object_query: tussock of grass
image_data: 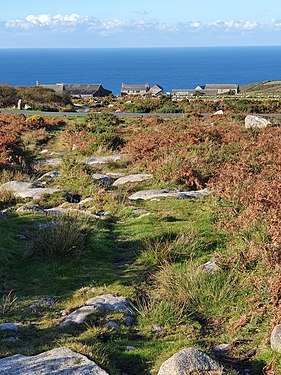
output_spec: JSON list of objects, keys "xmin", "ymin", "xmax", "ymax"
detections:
[{"xmin": 27, "ymin": 215, "xmax": 90, "ymax": 259}]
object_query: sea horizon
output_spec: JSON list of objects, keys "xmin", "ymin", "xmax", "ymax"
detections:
[{"xmin": 1, "ymin": 46, "xmax": 281, "ymax": 94}]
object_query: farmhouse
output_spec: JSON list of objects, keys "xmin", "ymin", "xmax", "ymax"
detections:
[
  {"xmin": 38, "ymin": 82, "xmax": 112, "ymax": 97},
  {"xmin": 121, "ymin": 83, "xmax": 150, "ymax": 96},
  {"xmin": 171, "ymin": 89, "xmax": 197, "ymax": 98},
  {"xmin": 148, "ymin": 84, "xmax": 165, "ymax": 97},
  {"xmin": 196, "ymin": 84, "xmax": 240, "ymax": 95}
]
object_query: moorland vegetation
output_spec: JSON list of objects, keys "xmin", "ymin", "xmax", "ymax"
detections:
[{"xmin": 0, "ymin": 102, "xmax": 280, "ymax": 374}]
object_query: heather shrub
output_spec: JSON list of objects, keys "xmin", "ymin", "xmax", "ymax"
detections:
[{"xmin": 0, "ymin": 85, "xmax": 18, "ymax": 108}]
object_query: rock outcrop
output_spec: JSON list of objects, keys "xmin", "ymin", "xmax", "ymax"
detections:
[
  {"xmin": 271, "ymin": 324, "xmax": 281, "ymax": 352},
  {"xmin": 129, "ymin": 189, "xmax": 210, "ymax": 201},
  {"xmin": 61, "ymin": 294, "xmax": 134, "ymax": 327},
  {"xmin": 0, "ymin": 181, "xmax": 60, "ymax": 199},
  {"xmin": 113, "ymin": 174, "xmax": 152, "ymax": 187},
  {"xmin": 0, "ymin": 347, "xmax": 109, "ymax": 375},
  {"xmin": 157, "ymin": 347, "xmax": 221, "ymax": 375},
  {"xmin": 245, "ymin": 115, "xmax": 271, "ymax": 129}
]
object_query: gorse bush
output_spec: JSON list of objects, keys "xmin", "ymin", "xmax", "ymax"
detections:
[
  {"xmin": 27, "ymin": 215, "xmax": 89, "ymax": 259},
  {"xmin": 0, "ymin": 85, "xmax": 18, "ymax": 108}
]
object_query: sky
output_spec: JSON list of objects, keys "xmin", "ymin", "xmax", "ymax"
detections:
[{"xmin": 1, "ymin": 0, "xmax": 281, "ymax": 47}]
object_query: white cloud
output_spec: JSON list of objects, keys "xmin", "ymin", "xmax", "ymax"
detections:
[
  {"xmin": 3, "ymin": 13, "xmax": 280, "ymax": 35},
  {"xmin": 5, "ymin": 13, "xmax": 99, "ymax": 30}
]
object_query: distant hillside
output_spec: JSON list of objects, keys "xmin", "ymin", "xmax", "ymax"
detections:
[{"xmin": 241, "ymin": 80, "xmax": 281, "ymax": 94}]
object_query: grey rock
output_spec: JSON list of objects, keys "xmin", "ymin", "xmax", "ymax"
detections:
[
  {"xmin": 105, "ymin": 320, "xmax": 119, "ymax": 330},
  {"xmin": 129, "ymin": 189, "xmax": 210, "ymax": 201},
  {"xmin": 0, "ymin": 181, "xmax": 60, "ymax": 200},
  {"xmin": 50, "ymin": 151, "xmax": 67, "ymax": 156},
  {"xmin": 0, "ymin": 347, "xmax": 109, "ymax": 375},
  {"xmin": 38, "ymin": 171, "xmax": 61, "ymax": 180},
  {"xmin": 151, "ymin": 325, "xmax": 163, "ymax": 334},
  {"xmin": 132, "ymin": 209, "xmax": 150, "ymax": 215},
  {"xmin": 213, "ymin": 344, "xmax": 230, "ymax": 356},
  {"xmin": 213, "ymin": 110, "xmax": 224, "ymax": 115},
  {"xmin": 78, "ymin": 197, "xmax": 93, "ymax": 205},
  {"xmin": 16, "ymin": 234, "xmax": 27, "ymax": 241},
  {"xmin": 92, "ymin": 174, "xmax": 113, "ymax": 185},
  {"xmin": 271, "ymin": 324, "xmax": 281, "ymax": 352},
  {"xmin": 1, "ymin": 337, "xmax": 19, "ymax": 343},
  {"xmin": 16, "ymin": 205, "xmax": 45, "ymax": 214},
  {"xmin": 198, "ymin": 259, "xmax": 220, "ymax": 273},
  {"xmin": 113, "ymin": 174, "xmax": 153, "ymax": 187},
  {"xmin": 60, "ymin": 305, "xmax": 101, "ymax": 327},
  {"xmin": 61, "ymin": 294, "xmax": 134, "ymax": 327},
  {"xmin": 106, "ymin": 172, "xmax": 126, "ymax": 178},
  {"xmin": 124, "ymin": 346, "xmax": 136, "ymax": 351},
  {"xmin": 125, "ymin": 315, "xmax": 134, "ymax": 326},
  {"xmin": 157, "ymin": 347, "xmax": 221, "ymax": 375},
  {"xmin": 36, "ymin": 158, "xmax": 62, "ymax": 166},
  {"xmin": 0, "ymin": 323, "xmax": 19, "ymax": 331},
  {"xmin": 245, "ymin": 115, "xmax": 271, "ymax": 129},
  {"xmin": 29, "ymin": 298, "xmax": 55, "ymax": 310},
  {"xmin": 45, "ymin": 207, "xmax": 98, "ymax": 218},
  {"xmin": 83, "ymin": 154, "xmax": 126, "ymax": 165}
]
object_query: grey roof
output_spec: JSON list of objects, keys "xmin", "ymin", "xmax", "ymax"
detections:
[
  {"xmin": 172, "ymin": 89, "xmax": 196, "ymax": 94},
  {"xmin": 149, "ymin": 84, "xmax": 164, "ymax": 95},
  {"xmin": 64, "ymin": 84, "xmax": 101, "ymax": 95},
  {"xmin": 40, "ymin": 84, "xmax": 64, "ymax": 92},
  {"xmin": 205, "ymin": 84, "xmax": 239, "ymax": 90},
  {"xmin": 121, "ymin": 84, "xmax": 150, "ymax": 92}
]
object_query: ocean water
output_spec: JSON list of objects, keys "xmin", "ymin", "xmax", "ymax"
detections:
[{"xmin": 1, "ymin": 47, "xmax": 281, "ymax": 94}]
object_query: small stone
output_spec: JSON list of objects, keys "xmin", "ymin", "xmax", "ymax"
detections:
[
  {"xmin": 132, "ymin": 209, "xmax": 149, "ymax": 215},
  {"xmin": 83, "ymin": 154, "xmax": 126, "ymax": 165},
  {"xmin": 125, "ymin": 315, "xmax": 134, "ymax": 326},
  {"xmin": 213, "ymin": 344, "xmax": 230, "ymax": 356},
  {"xmin": 213, "ymin": 110, "xmax": 224, "ymax": 115},
  {"xmin": 0, "ymin": 323, "xmax": 19, "ymax": 331},
  {"xmin": 29, "ymin": 298, "xmax": 55, "ymax": 310},
  {"xmin": 113, "ymin": 174, "xmax": 153, "ymax": 187},
  {"xmin": 124, "ymin": 346, "xmax": 137, "ymax": 351},
  {"xmin": 1, "ymin": 337, "xmax": 19, "ymax": 343},
  {"xmin": 38, "ymin": 171, "xmax": 61, "ymax": 180},
  {"xmin": 151, "ymin": 325, "xmax": 163, "ymax": 334},
  {"xmin": 16, "ymin": 234, "xmax": 27, "ymax": 241},
  {"xmin": 36, "ymin": 158, "xmax": 62, "ymax": 166},
  {"xmin": 92, "ymin": 174, "xmax": 113, "ymax": 185},
  {"xmin": 16, "ymin": 205, "xmax": 45, "ymax": 214},
  {"xmin": 105, "ymin": 320, "xmax": 119, "ymax": 330},
  {"xmin": 271, "ymin": 324, "xmax": 281, "ymax": 352},
  {"xmin": 198, "ymin": 259, "xmax": 220, "ymax": 273}
]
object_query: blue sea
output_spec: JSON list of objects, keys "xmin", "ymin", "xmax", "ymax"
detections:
[{"xmin": 1, "ymin": 47, "xmax": 281, "ymax": 94}]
